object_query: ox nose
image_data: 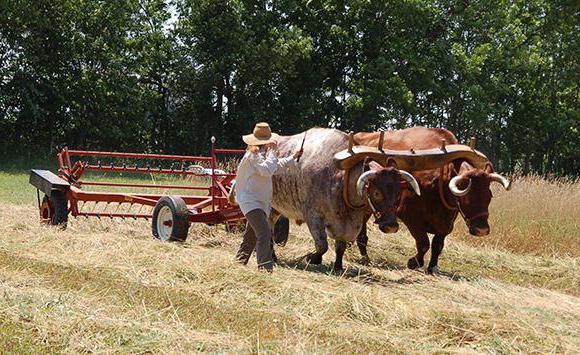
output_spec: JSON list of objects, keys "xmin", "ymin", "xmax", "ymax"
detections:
[
  {"xmin": 470, "ymin": 226, "xmax": 490, "ymax": 236},
  {"xmin": 379, "ymin": 223, "xmax": 399, "ymax": 234}
]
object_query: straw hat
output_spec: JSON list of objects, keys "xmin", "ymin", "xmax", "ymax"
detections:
[{"xmin": 242, "ymin": 122, "xmax": 279, "ymax": 146}]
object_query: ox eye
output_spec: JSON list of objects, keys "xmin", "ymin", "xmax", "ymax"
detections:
[{"xmin": 373, "ymin": 190, "xmax": 384, "ymax": 201}]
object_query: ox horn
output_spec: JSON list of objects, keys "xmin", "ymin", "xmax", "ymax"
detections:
[
  {"xmin": 356, "ymin": 170, "xmax": 377, "ymax": 197},
  {"xmin": 489, "ymin": 173, "xmax": 511, "ymax": 190},
  {"xmin": 449, "ymin": 175, "xmax": 472, "ymax": 196},
  {"xmin": 399, "ymin": 170, "xmax": 421, "ymax": 196}
]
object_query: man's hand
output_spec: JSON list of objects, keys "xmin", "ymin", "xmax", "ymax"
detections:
[{"xmin": 293, "ymin": 149, "xmax": 303, "ymax": 161}]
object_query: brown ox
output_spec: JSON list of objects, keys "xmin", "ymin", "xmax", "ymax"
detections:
[{"xmin": 354, "ymin": 127, "xmax": 511, "ymax": 273}]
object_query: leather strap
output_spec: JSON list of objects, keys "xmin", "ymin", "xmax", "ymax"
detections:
[
  {"xmin": 438, "ymin": 164, "xmax": 457, "ymax": 211},
  {"xmin": 342, "ymin": 165, "xmax": 367, "ymax": 210}
]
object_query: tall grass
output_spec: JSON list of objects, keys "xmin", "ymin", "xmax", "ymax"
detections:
[{"xmin": 453, "ymin": 175, "xmax": 580, "ymax": 257}]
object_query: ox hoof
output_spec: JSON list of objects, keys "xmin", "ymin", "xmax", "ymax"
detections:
[
  {"xmin": 306, "ymin": 253, "xmax": 323, "ymax": 265},
  {"xmin": 333, "ymin": 264, "xmax": 343, "ymax": 272},
  {"xmin": 426, "ymin": 266, "xmax": 439, "ymax": 275},
  {"xmin": 359, "ymin": 255, "xmax": 371, "ymax": 265},
  {"xmin": 407, "ymin": 257, "xmax": 423, "ymax": 270}
]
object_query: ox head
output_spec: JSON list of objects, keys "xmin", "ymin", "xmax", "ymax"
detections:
[
  {"xmin": 448, "ymin": 162, "xmax": 511, "ymax": 236},
  {"xmin": 356, "ymin": 160, "xmax": 420, "ymax": 233}
]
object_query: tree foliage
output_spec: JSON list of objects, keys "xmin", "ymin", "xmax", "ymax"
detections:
[{"xmin": 0, "ymin": 0, "xmax": 577, "ymax": 175}]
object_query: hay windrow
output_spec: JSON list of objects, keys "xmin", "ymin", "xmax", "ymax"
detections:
[{"xmin": 0, "ymin": 173, "xmax": 578, "ymax": 353}]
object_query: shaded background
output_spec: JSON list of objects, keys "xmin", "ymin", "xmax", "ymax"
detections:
[{"xmin": 1, "ymin": 0, "xmax": 578, "ymax": 175}]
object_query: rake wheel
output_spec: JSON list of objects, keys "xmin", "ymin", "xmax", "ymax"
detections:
[
  {"xmin": 152, "ymin": 196, "xmax": 190, "ymax": 242},
  {"xmin": 40, "ymin": 191, "xmax": 68, "ymax": 229}
]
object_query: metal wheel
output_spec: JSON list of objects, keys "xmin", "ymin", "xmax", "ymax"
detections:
[
  {"xmin": 152, "ymin": 196, "xmax": 190, "ymax": 242},
  {"xmin": 39, "ymin": 191, "xmax": 68, "ymax": 229}
]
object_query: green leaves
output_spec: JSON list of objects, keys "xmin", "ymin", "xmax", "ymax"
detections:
[{"xmin": 0, "ymin": 0, "xmax": 577, "ymax": 175}]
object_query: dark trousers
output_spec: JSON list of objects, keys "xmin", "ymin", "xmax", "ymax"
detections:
[{"xmin": 235, "ymin": 209, "xmax": 274, "ymax": 270}]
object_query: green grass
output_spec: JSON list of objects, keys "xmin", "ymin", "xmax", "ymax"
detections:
[{"xmin": 0, "ymin": 171, "xmax": 37, "ymax": 205}]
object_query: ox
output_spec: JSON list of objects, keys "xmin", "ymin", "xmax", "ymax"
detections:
[
  {"xmin": 354, "ymin": 127, "xmax": 511, "ymax": 273},
  {"xmin": 268, "ymin": 128, "xmax": 421, "ymax": 270}
]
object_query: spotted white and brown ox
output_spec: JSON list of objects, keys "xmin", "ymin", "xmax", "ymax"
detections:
[{"xmin": 271, "ymin": 128, "xmax": 421, "ymax": 270}]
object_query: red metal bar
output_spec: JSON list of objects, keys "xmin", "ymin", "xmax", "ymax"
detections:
[
  {"xmin": 215, "ymin": 181, "xmax": 230, "ymax": 196},
  {"xmin": 74, "ymin": 212, "xmax": 152, "ymax": 219},
  {"xmin": 68, "ymin": 187, "xmax": 210, "ymax": 206},
  {"xmin": 63, "ymin": 146, "xmax": 72, "ymax": 169},
  {"xmin": 187, "ymin": 209, "xmax": 245, "ymax": 224},
  {"xmin": 57, "ymin": 153, "xmax": 66, "ymax": 174},
  {"xmin": 72, "ymin": 209, "xmax": 245, "ymax": 224},
  {"xmin": 84, "ymin": 165, "xmax": 234, "ymax": 177},
  {"xmin": 68, "ymin": 188, "xmax": 159, "ymax": 205},
  {"xmin": 79, "ymin": 181, "xmax": 210, "ymax": 191},
  {"xmin": 211, "ymin": 138, "xmax": 216, "ymax": 212},
  {"xmin": 85, "ymin": 165, "xmax": 210, "ymax": 176},
  {"xmin": 190, "ymin": 198, "xmax": 213, "ymax": 210},
  {"xmin": 213, "ymin": 148, "xmax": 246, "ymax": 154},
  {"xmin": 67, "ymin": 149, "xmax": 213, "ymax": 162}
]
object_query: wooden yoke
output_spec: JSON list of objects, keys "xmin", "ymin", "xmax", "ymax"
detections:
[
  {"xmin": 348, "ymin": 132, "xmax": 355, "ymax": 154},
  {"xmin": 377, "ymin": 131, "xmax": 385, "ymax": 152},
  {"xmin": 334, "ymin": 144, "xmax": 489, "ymax": 172}
]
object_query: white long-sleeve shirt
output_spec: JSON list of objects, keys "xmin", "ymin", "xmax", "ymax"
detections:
[{"xmin": 235, "ymin": 149, "xmax": 297, "ymax": 216}]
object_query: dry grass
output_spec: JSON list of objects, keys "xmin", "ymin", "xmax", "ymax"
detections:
[
  {"xmin": 0, "ymin": 172, "xmax": 578, "ymax": 353},
  {"xmin": 453, "ymin": 175, "xmax": 580, "ymax": 257}
]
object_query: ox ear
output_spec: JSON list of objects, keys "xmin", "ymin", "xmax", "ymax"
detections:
[
  {"xmin": 368, "ymin": 160, "xmax": 383, "ymax": 171},
  {"xmin": 484, "ymin": 162, "xmax": 494, "ymax": 174},
  {"xmin": 385, "ymin": 157, "xmax": 398, "ymax": 168},
  {"xmin": 458, "ymin": 161, "xmax": 474, "ymax": 175}
]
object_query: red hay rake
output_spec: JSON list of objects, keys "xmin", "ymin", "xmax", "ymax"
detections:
[{"xmin": 29, "ymin": 137, "xmax": 246, "ymax": 241}]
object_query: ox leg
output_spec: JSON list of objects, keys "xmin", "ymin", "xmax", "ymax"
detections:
[
  {"xmin": 407, "ymin": 228, "xmax": 430, "ymax": 270},
  {"xmin": 356, "ymin": 224, "xmax": 370, "ymax": 264},
  {"xmin": 334, "ymin": 240, "xmax": 347, "ymax": 271},
  {"xmin": 427, "ymin": 234, "xmax": 446, "ymax": 274},
  {"xmin": 305, "ymin": 217, "xmax": 328, "ymax": 265},
  {"xmin": 269, "ymin": 212, "xmax": 282, "ymax": 263}
]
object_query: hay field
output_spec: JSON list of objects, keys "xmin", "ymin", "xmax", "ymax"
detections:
[{"xmin": 0, "ymin": 170, "xmax": 578, "ymax": 353}]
